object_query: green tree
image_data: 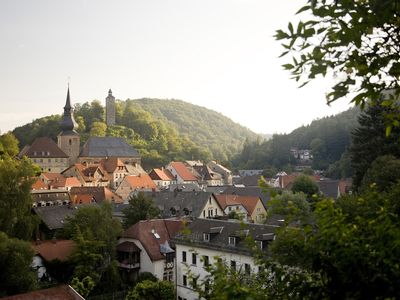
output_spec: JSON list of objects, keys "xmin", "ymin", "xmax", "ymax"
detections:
[
  {"xmin": 0, "ymin": 156, "xmax": 39, "ymax": 239},
  {"xmin": 291, "ymin": 175, "xmax": 319, "ymax": 198},
  {"xmin": 70, "ymin": 276, "xmax": 95, "ymax": 298},
  {"xmin": 90, "ymin": 121, "xmax": 107, "ymax": 137},
  {"xmin": 122, "ymin": 192, "xmax": 160, "ymax": 229},
  {"xmin": 310, "ymin": 138, "xmax": 327, "ymax": 170},
  {"xmin": 350, "ymin": 103, "xmax": 400, "ymax": 189},
  {"xmin": 0, "ymin": 232, "xmax": 37, "ymax": 297},
  {"xmin": 125, "ymin": 280, "xmax": 175, "ymax": 300},
  {"xmin": 276, "ymin": 0, "xmax": 400, "ymax": 127},
  {"xmin": 0, "ymin": 133, "xmax": 19, "ymax": 157},
  {"xmin": 361, "ymin": 155, "xmax": 400, "ymax": 192}
]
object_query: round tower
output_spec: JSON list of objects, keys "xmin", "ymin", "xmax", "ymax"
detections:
[{"xmin": 106, "ymin": 89, "xmax": 116, "ymax": 126}]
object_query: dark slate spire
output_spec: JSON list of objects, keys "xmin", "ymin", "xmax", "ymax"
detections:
[
  {"xmin": 60, "ymin": 87, "xmax": 77, "ymax": 133},
  {"xmin": 108, "ymin": 89, "xmax": 112, "ymax": 96}
]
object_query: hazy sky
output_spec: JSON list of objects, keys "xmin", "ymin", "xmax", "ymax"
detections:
[{"xmin": 0, "ymin": 0, "xmax": 351, "ymax": 135}]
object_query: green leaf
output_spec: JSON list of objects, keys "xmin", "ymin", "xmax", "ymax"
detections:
[
  {"xmin": 288, "ymin": 22, "xmax": 294, "ymax": 34},
  {"xmin": 296, "ymin": 5, "xmax": 311, "ymax": 15},
  {"xmin": 386, "ymin": 125, "xmax": 392, "ymax": 137}
]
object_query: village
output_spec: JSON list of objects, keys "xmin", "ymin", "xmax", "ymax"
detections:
[{"xmin": 13, "ymin": 88, "xmax": 353, "ymax": 300}]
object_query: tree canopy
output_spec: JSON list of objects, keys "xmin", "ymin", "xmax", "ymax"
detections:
[
  {"xmin": 276, "ymin": 0, "xmax": 400, "ymax": 128},
  {"xmin": 122, "ymin": 192, "xmax": 160, "ymax": 229}
]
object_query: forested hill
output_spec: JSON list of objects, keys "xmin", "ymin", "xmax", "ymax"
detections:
[
  {"xmin": 12, "ymin": 98, "xmax": 259, "ymax": 169},
  {"xmin": 233, "ymin": 107, "xmax": 360, "ymax": 178}
]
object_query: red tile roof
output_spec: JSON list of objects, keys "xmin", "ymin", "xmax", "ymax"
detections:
[
  {"xmin": 41, "ymin": 173, "xmax": 81, "ymax": 189},
  {"xmin": 215, "ymin": 194, "xmax": 262, "ymax": 215},
  {"xmin": 32, "ymin": 240, "xmax": 75, "ymax": 262},
  {"xmin": 149, "ymin": 168, "xmax": 175, "ymax": 181},
  {"xmin": 1, "ymin": 285, "xmax": 84, "ymax": 300},
  {"xmin": 70, "ymin": 186, "xmax": 123, "ymax": 204},
  {"xmin": 124, "ymin": 174, "xmax": 157, "ymax": 190},
  {"xmin": 23, "ymin": 137, "xmax": 69, "ymax": 158},
  {"xmin": 279, "ymin": 174, "xmax": 320, "ymax": 189},
  {"xmin": 121, "ymin": 219, "xmax": 184, "ymax": 261},
  {"xmin": 100, "ymin": 157, "xmax": 125, "ymax": 173},
  {"xmin": 169, "ymin": 161, "xmax": 197, "ymax": 181},
  {"xmin": 32, "ymin": 178, "xmax": 48, "ymax": 190}
]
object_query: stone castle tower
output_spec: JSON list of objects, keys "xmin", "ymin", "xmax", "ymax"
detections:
[
  {"xmin": 106, "ymin": 89, "xmax": 116, "ymax": 126},
  {"xmin": 57, "ymin": 87, "xmax": 80, "ymax": 165}
]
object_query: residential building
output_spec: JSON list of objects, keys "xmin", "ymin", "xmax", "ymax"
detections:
[
  {"xmin": 69, "ymin": 186, "xmax": 123, "ymax": 204},
  {"xmin": 166, "ymin": 162, "xmax": 198, "ymax": 185},
  {"xmin": 19, "ymin": 137, "xmax": 69, "ymax": 173},
  {"xmin": 31, "ymin": 189, "xmax": 71, "ymax": 208},
  {"xmin": 117, "ymin": 219, "xmax": 184, "ymax": 282},
  {"xmin": 144, "ymin": 191, "xmax": 224, "ymax": 219},
  {"xmin": 149, "ymin": 168, "xmax": 175, "ymax": 189},
  {"xmin": 192, "ymin": 165, "xmax": 223, "ymax": 186},
  {"xmin": 207, "ymin": 161, "xmax": 232, "ymax": 185},
  {"xmin": 214, "ymin": 194, "xmax": 267, "ymax": 223},
  {"xmin": 115, "ymin": 174, "xmax": 157, "ymax": 201},
  {"xmin": 62, "ymin": 163, "xmax": 110, "ymax": 187},
  {"xmin": 99, "ymin": 157, "xmax": 129, "ymax": 189},
  {"xmin": 1, "ymin": 285, "xmax": 84, "ymax": 300},
  {"xmin": 238, "ymin": 170, "xmax": 263, "ymax": 177},
  {"xmin": 39, "ymin": 173, "xmax": 81, "ymax": 190},
  {"xmin": 173, "ymin": 219, "xmax": 277, "ymax": 300}
]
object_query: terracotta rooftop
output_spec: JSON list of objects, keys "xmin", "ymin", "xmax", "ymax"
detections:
[
  {"xmin": 32, "ymin": 178, "xmax": 48, "ymax": 190},
  {"xmin": 100, "ymin": 157, "xmax": 126, "ymax": 173},
  {"xmin": 121, "ymin": 219, "xmax": 184, "ymax": 261},
  {"xmin": 32, "ymin": 240, "xmax": 75, "ymax": 262},
  {"xmin": 1, "ymin": 285, "xmax": 84, "ymax": 300},
  {"xmin": 124, "ymin": 174, "xmax": 157, "ymax": 190},
  {"xmin": 21, "ymin": 137, "xmax": 69, "ymax": 158},
  {"xmin": 169, "ymin": 161, "xmax": 198, "ymax": 181},
  {"xmin": 70, "ymin": 186, "xmax": 123, "ymax": 204},
  {"xmin": 149, "ymin": 168, "xmax": 175, "ymax": 181},
  {"xmin": 40, "ymin": 173, "xmax": 81, "ymax": 189},
  {"xmin": 215, "ymin": 194, "xmax": 262, "ymax": 215}
]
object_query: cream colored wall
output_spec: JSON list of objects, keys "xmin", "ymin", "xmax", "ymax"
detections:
[
  {"xmin": 200, "ymin": 195, "xmax": 224, "ymax": 218},
  {"xmin": 250, "ymin": 200, "xmax": 267, "ymax": 224},
  {"xmin": 31, "ymin": 157, "xmax": 69, "ymax": 173}
]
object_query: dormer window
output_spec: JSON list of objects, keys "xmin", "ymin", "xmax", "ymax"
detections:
[
  {"xmin": 203, "ymin": 233, "xmax": 210, "ymax": 242},
  {"xmin": 228, "ymin": 236, "xmax": 236, "ymax": 246}
]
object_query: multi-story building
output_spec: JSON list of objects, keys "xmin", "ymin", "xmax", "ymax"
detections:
[{"xmin": 173, "ymin": 219, "xmax": 277, "ymax": 300}]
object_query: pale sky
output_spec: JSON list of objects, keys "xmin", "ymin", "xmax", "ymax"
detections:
[{"xmin": 0, "ymin": 0, "xmax": 351, "ymax": 135}]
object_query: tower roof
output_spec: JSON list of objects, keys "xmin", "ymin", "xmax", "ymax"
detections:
[{"xmin": 60, "ymin": 87, "xmax": 78, "ymax": 133}]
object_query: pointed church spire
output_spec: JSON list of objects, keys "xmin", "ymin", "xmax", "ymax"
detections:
[
  {"xmin": 60, "ymin": 86, "xmax": 77, "ymax": 132},
  {"xmin": 108, "ymin": 89, "xmax": 112, "ymax": 96}
]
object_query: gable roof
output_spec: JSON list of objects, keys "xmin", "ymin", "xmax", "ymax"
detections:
[
  {"xmin": 149, "ymin": 168, "xmax": 175, "ymax": 181},
  {"xmin": 169, "ymin": 161, "xmax": 198, "ymax": 181},
  {"xmin": 33, "ymin": 205, "xmax": 79, "ymax": 230},
  {"xmin": 70, "ymin": 186, "xmax": 122, "ymax": 204},
  {"xmin": 215, "ymin": 194, "xmax": 262, "ymax": 215},
  {"xmin": 64, "ymin": 163, "xmax": 110, "ymax": 183},
  {"xmin": 32, "ymin": 240, "xmax": 75, "ymax": 262},
  {"xmin": 121, "ymin": 219, "xmax": 184, "ymax": 261},
  {"xmin": 193, "ymin": 165, "xmax": 222, "ymax": 181},
  {"xmin": 100, "ymin": 157, "xmax": 125, "ymax": 173},
  {"xmin": 123, "ymin": 174, "xmax": 157, "ymax": 190},
  {"xmin": 144, "ymin": 191, "xmax": 220, "ymax": 218},
  {"xmin": 21, "ymin": 137, "xmax": 68, "ymax": 158},
  {"xmin": 32, "ymin": 178, "xmax": 49, "ymax": 190},
  {"xmin": 222, "ymin": 186, "xmax": 271, "ymax": 208},
  {"xmin": 1, "ymin": 285, "xmax": 84, "ymax": 300},
  {"xmin": 173, "ymin": 219, "xmax": 277, "ymax": 256},
  {"xmin": 40, "ymin": 173, "xmax": 81, "ymax": 189},
  {"xmin": 80, "ymin": 137, "xmax": 140, "ymax": 158},
  {"xmin": 318, "ymin": 179, "xmax": 340, "ymax": 199}
]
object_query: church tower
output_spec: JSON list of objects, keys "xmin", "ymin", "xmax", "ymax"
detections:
[
  {"xmin": 106, "ymin": 89, "xmax": 116, "ymax": 126},
  {"xmin": 57, "ymin": 87, "xmax": 80, "ymax": 165}
]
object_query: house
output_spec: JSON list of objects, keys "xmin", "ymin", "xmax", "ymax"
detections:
[
  {"xmin": 69, "ymin": 186, "xmax": 123, "ymax": 204},
  {"xmin": 317, "ymin": 179, "xmax": 340, "ymax": 199},
  {"xmin": 144, "ymin": 191, "xmax": 225, "ymax": 219},
  {"xmin": 99, "ymin": 157, "xmax": 129, "ymax": 189},
  {"xmin": 166, "ymin": 162, "xmax": 199, "ymax": 185},
  {"xmin": 62, "ymin": 163, "xmax": 110, "ymax": 187},
  {"xmin": 79, "ymin": 136, "xmax": 141, "ymax": 166},
  {"xmin": 238, "ymin": 169, "xmax": 263, "ymax": 177},
  {"xmin": 149, "ymin": 168, "xmax": 175, "ymax": 189},
  {"xmin": 214, "ymin": 194, "xmax": 267, "ymax": 223},
  {"xmin": 117, "ymin": 219, "xmax": 184, "ymax": 282},
  {"xmin": 192, "ymin": 165, "xmax": 223, "ymax": 186},
  {"xmin": 32, "ymin": 240, "xmax": 75, "ymax": 280},
  {"xmin": 207, "ymin": 161, "xmax": 233, "ymax": 185},
  {"xmin": 338, "ymin": 178, "xmax": 353, "ymax": 197},
  {"xmin": 1, "ymin": 285, "xmax": 84, "ymax": 300},
  {"xmin": 115, "ymin": 174, "xmax": 157, "ymax": 201},
  {"xmin": 173, "ymin": 219, "xmax": 277, "ymax": 300},
  {"xmin": 278, "ymin": 173, "xmax": 320, "ymax": 189},
  {"xmin": 39, "ymin": 173, "xmax": 81, "ymax": 190},
  {"xmin": 31, "ymin": 190, "xmax": 71, "ymax": 207},
  {"xmin": 222, "ymin": 186, "xmax": 271, "ymax": 208},
  {"xmin": 19, "ymin": 137, "xmax": 69, "ymax": 173}
]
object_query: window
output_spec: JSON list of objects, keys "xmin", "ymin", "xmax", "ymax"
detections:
[
  {"xmin": 203, "ymin": 210, "xmax": 206, "ymax": 217},
  {"xmin": 183, "ymin": 275, "xmax": 187, "ymax": 286},
  {"xmin": 231, "ymin": 260, "xmax": 236, "ymax": 271},
  {"xmin": 48, "ymin": 159, "xmax": 51, "ymax": 163},
  {"xmin": 168, "ymin": 271, "xmax": 173, "ymax": 282},
  {"xmin": 228, "ymin": 236, "xmax": 236, "ymax": 246},
  {"xmin": 215, "ymin": 208, "xmax": 217, "ymax": 215},
  {"xmin": 203, "ymin": 255, "xmax": 209, "ymax": 267},
  {"xmin": 245, "ymin": 263, "xmax": 251, "ymax": 275},
  {"xmin": 191, "ymin": 277, "xmax": 197, "ymax": 289},
  {"xmin": 203, "ymin": 233, "xmax": 210, "ymax": 242},
  {"xmin": 69, "ymin": 139, "xmax": 72, "ymax": 145},
  {"xmin": 182, "ymin": 251, "xmax": 186, "ymax": 263},
  {"xmin": 228, "ymin": 207, "xmax": 232, "ymax": 211},
  {"xmin": 163, "ymin": 272, "xmax": 167, "ymax": 281},
  {"xmin": 192, "ymin": 253, "xmax": 197, "ymax": 265}
]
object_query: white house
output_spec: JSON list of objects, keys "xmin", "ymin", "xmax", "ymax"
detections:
[
  {"xmin": 173, "ymin": 219, "xmax": 277, "ymax": 300},
  {"xmin": 117, "ymin": 219, "xmax": 184, "ymax": 282}
]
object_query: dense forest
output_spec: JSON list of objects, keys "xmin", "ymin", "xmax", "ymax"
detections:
[
  {"xmin": 233, "ymin": 107, "xmax": 359, "ymax": 178},
  {"xmin": 12, "ymin": 98, "xmax": 259, "ymax": 169}
]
